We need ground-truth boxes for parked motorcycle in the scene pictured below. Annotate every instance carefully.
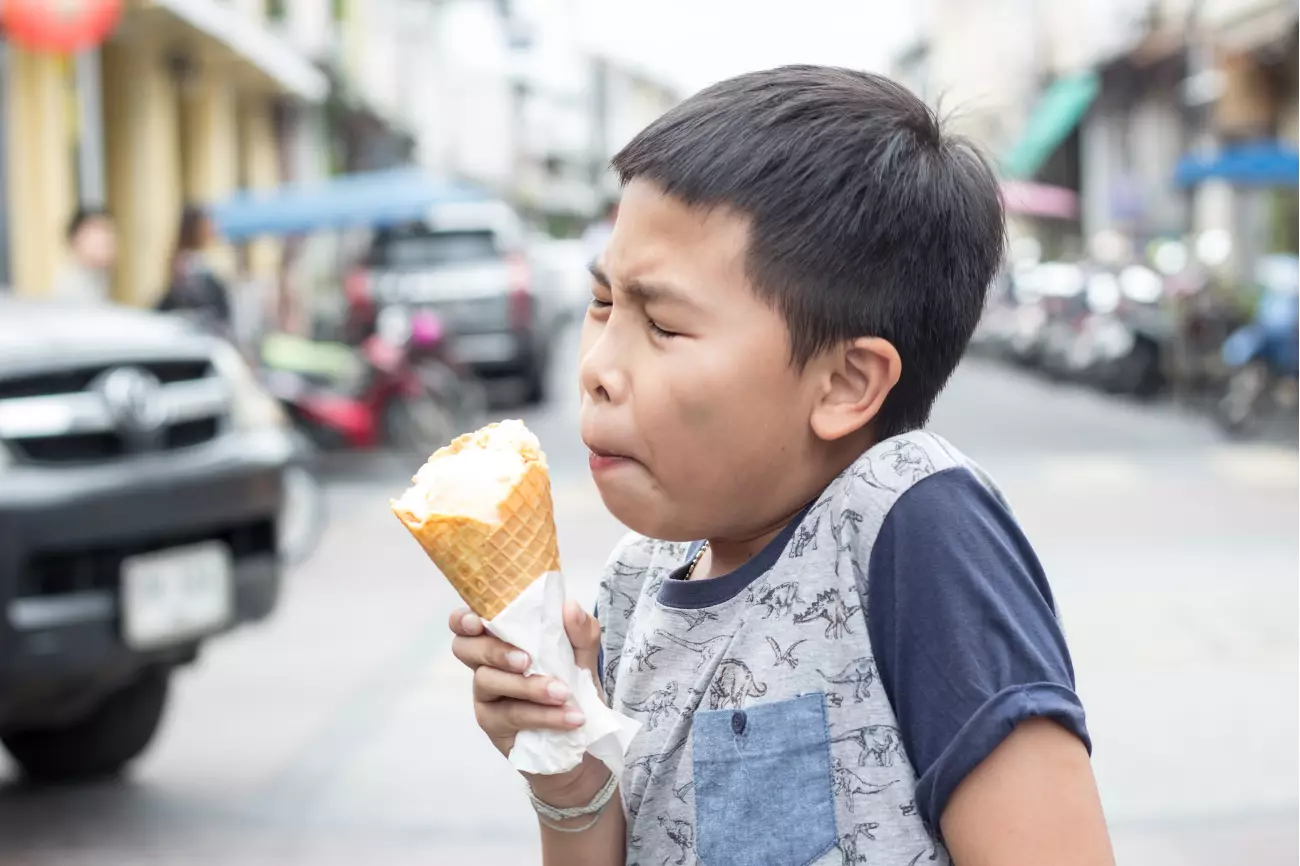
[1072,266,1171,397]
[1213,256,1299,437]
[258,309,478,458]
[375,306,489,435]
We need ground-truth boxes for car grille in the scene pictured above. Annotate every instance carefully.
[0,358,228,466]
[16,519,276,600]
[0,360,211,400]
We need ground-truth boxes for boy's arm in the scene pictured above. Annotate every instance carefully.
[536,755,627,866]
[942,718,1113,865]
[862,467,1112,861]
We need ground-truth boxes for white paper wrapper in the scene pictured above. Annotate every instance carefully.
[484,571,641,775]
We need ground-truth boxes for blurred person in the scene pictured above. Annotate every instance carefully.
[449,66,1114,866]
[52,206,116,304]
[582,198,619,261]
[156,204,232,337]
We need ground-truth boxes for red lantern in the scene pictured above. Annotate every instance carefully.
[1,0,124,53]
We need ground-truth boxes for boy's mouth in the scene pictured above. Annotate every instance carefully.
[585,443,636,473]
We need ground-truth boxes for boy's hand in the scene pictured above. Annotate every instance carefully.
[449,600,608,801]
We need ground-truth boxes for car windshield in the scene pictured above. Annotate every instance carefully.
[368,228,500,269]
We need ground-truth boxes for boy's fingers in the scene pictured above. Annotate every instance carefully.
[476,699,586,737]
[473,666,570,706]
[451,634,531,673]
[448,608,484,636]
[564,600,601,648]
[564,600,602,676]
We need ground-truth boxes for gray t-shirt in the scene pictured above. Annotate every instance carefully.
[596,430,1088,866]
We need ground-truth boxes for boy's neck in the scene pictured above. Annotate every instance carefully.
[695,431,879,580]
[698,517,794,580]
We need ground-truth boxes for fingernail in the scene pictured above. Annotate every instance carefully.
[547,681,571,701]
[506,650,529,671]
[460,612,479,631]
[564,709,586,727]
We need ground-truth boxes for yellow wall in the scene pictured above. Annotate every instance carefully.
[180,74,240,280]
[103,39,184,306]
[4,49,76,295]
[238,93,283,283]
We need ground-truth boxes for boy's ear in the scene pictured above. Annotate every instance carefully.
[809,337,902,442]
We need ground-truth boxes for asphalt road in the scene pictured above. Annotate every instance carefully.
[1,325,1295,866]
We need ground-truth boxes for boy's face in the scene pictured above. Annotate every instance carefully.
[579,181,827,542]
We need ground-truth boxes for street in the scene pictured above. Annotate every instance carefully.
[1,324,1295,866]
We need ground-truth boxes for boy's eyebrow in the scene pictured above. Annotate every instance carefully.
[588,261,698,309]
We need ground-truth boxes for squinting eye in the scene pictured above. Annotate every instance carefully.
[648,320,680,339]
[588,298,612,311]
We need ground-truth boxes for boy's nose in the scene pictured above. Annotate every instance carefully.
[578,332,627,405]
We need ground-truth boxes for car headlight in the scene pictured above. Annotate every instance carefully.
[210,341,288,431]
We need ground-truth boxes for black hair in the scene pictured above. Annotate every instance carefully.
[66,205,112,241]
[611,65,1006,439]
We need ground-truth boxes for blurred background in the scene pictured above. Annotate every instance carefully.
[0,1,1294,864]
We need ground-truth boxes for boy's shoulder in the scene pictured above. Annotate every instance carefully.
[835,430,1011,520]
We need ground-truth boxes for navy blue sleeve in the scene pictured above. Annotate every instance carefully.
[866,467,1090,831]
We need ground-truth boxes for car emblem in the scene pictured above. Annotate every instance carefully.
[97,367,168,437]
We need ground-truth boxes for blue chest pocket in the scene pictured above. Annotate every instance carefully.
[691,693,837,866]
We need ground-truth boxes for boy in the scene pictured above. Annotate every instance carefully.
[450,66,1113,865]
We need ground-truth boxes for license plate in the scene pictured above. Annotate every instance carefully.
[121,542,233,651]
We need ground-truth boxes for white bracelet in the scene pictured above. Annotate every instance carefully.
[527,769,619,830]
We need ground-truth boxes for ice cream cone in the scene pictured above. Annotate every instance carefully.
[391,421,561,621]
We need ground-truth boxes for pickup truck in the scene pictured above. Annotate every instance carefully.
[0,297,301,782]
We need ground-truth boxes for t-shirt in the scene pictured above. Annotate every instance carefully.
[595,430,1089,866]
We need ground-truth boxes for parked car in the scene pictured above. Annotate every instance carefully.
[0,297,303,782]
[347,200,566,404]
[529,235,596,323]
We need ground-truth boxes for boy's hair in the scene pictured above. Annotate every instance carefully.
[66,205,112,241]
[611,66,1006,439]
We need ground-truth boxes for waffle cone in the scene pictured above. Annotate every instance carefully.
[391,423,561,621]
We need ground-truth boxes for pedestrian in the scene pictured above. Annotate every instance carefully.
[51,205,117,305]
[449,66,1114,866]
[156,204,232,337]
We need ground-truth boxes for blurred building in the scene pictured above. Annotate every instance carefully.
[401,0,681,234]
[0,0,327,303]
[589,53,683,202]
[0,0,421,309]
[894,0,1298,280]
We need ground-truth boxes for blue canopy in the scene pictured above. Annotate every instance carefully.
[1174,141,1299,188]
[211,168,491,241]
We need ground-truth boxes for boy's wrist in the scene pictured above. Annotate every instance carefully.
[525,754,611,809]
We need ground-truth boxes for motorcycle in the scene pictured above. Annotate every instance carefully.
[258,309,477,457]
[1213,257,1299,437]
[376,306,489,435]
[1070,266,1171,397]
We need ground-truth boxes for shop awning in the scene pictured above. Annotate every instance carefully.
[1173,141,1300,188]
[145,0,327,101]
[212,169,492,240]
[1001,72,1100,181]
[1000,180,1079,219]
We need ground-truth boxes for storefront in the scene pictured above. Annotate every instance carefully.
[0,1,120,295]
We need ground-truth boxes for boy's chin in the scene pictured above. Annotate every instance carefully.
[593,479,700,543]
